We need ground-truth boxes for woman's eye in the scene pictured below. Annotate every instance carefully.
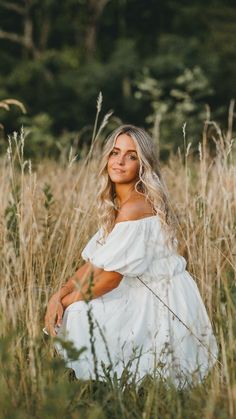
[110,151,137,160]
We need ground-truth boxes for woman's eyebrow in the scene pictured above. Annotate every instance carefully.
[113,147,137,153]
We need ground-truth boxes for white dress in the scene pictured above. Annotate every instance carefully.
[56,216,218,388]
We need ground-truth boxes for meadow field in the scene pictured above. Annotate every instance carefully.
[0,112,235,418]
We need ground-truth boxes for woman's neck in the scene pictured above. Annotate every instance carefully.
[114,183,137,207]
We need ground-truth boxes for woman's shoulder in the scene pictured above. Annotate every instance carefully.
[115,194,155,224]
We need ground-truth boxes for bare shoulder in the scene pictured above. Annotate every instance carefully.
[115,195,155,224]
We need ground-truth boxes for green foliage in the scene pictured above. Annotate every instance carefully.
[4,183,20,257]
[0,0,235,158]
[0,331,219,418]
[135,65,214,157]
[43,182,54,211]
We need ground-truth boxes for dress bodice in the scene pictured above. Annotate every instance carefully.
[81,216,187,282]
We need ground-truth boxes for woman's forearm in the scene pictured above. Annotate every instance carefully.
[61,270,123,307]
[50,262,94,302]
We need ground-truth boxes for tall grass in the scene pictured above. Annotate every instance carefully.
[0,105,235,418]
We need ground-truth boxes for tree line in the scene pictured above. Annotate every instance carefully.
[0,0,235,159]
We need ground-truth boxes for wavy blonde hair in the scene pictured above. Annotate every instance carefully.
[96,124,177,248]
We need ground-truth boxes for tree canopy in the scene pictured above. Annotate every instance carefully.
[0,0,235,158]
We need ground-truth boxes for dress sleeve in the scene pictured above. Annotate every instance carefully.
[81,220,158,277]
[80,228,103,261]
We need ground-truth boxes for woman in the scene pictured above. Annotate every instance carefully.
[44,124,218,388]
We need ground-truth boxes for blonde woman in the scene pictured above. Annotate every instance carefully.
[44,124,218,388]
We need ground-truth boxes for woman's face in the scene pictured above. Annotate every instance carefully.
[107,133,140,184]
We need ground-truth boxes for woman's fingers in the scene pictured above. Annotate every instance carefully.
[44,316,55,336]
[55,304,64,327]
[45,316,57,336]
[44,300,64,335]
[48,324,57,336]
[44,307,57,336]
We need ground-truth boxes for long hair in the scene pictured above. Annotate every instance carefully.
[96,124,177,248]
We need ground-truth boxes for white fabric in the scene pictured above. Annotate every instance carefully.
[56,216,218,388]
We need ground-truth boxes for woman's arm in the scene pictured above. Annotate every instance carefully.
[44,262,104,335]
[49,262,103,301]
[61,270,123,307]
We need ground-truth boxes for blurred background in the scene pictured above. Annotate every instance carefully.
[0,0,235,159]
[0,4,236,416]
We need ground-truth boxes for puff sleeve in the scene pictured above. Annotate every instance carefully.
[81,220,158,277]
[80,228,103,261]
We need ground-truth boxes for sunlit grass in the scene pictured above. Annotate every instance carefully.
[0,107,235,417]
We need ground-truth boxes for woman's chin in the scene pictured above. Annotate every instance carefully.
[108,171,135,184]
[109,174,126,182]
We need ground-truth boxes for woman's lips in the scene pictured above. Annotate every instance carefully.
[112,168,125,173]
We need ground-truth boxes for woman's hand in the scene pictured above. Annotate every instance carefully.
[61,291,81,308]
[44,294,64,336]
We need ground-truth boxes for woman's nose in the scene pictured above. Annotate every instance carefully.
[117,155,125,165]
